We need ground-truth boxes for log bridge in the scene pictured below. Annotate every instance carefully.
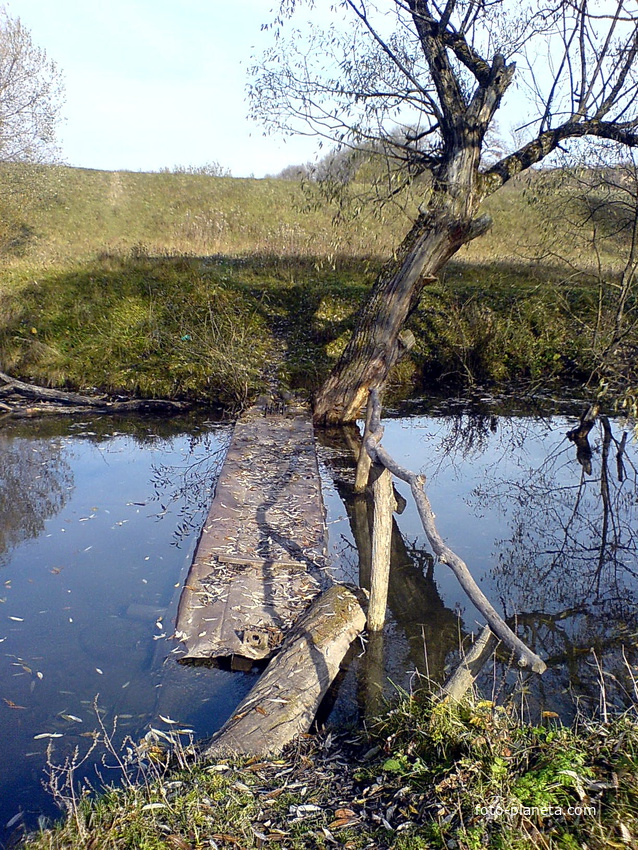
[174,393,546,758]
[175,401,333,665]
[175,400,367,756]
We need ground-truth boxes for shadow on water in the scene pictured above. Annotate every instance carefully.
[317,395,637,725]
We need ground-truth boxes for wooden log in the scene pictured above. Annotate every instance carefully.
[0,371,187,417]
[202,585,366,758]
[438,625,498,702]
[0,399,188,418]
[0,371,101,406]
[368,465,394,632]
[363,389,547,675]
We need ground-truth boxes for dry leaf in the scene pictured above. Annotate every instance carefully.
[3,698,26,710]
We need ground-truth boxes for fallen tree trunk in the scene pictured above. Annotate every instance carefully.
[1,399,189,418]
[0,372,188,417]
[202,585,366,759]
[0,371,102,406]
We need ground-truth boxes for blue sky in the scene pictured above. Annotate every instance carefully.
[6,0,323,177]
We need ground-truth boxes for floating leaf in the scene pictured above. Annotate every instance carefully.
[3,699,26,710]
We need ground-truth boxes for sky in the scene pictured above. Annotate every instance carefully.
[5,0,324,177]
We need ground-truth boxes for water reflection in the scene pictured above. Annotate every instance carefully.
[318,397,638,722]
[0,433,72,565]
[474,413,638,713]
[0,415,255,844]
[317,426,463,722]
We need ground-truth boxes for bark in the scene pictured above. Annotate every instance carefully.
[201,585,366,758]
[313,208,492,425]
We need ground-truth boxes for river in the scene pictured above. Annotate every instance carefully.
[0,394,636,841]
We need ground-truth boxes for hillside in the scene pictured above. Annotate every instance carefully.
[0,164,635,409]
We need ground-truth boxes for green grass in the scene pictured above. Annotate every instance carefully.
[0,163,635,408]
[19,688,638,850]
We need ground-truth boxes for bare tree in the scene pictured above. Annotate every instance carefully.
[0,7,64,164]
[252,0,638,423]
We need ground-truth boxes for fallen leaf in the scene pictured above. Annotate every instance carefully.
[335,808,356,818]
[3,699,26,710]
[60,714,83,723]
[329,818,357,829]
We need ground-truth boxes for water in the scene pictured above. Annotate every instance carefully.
[317,394,638,722]
[0,414,259,840]
[0,398,636,842]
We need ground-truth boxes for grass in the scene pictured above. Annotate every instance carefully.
[0,163,635,408]
[18,679,638,850]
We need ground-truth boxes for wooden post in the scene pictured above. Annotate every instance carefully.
[354,392,373,492]
[364,630,386,721]
[367,464,394,631]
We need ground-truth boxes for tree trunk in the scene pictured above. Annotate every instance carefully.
[202,585,366,758]
[313,195,491,426]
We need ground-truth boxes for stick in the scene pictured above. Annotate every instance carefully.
[363,390,546,674]
[438,625,498,702]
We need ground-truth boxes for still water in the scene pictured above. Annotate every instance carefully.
[0,397,636,840]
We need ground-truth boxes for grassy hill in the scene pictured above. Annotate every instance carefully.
[0,164,634,409]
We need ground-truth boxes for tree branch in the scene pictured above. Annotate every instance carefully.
[483,119,638,194]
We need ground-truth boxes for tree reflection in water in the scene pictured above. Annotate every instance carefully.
[471,412,638,714]
[317,426,463,719]
[0,429,73,565]
[320,400,637,719]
